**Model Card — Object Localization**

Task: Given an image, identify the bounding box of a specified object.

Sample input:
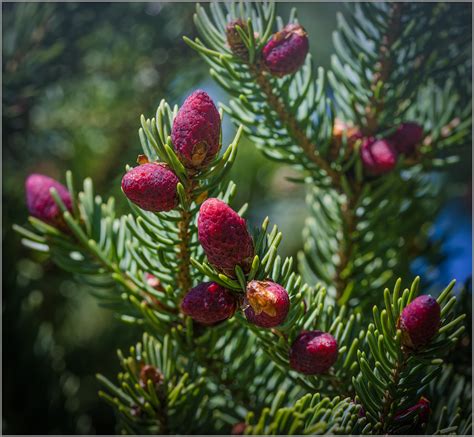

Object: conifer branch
[248,49,359,304]
[353,278,466,433]
[365,2,403,135]
[379,351,407,432]
[334,189,361,301]
[176,183,195,297]
[249,64,340,185]
[335,2,403,301]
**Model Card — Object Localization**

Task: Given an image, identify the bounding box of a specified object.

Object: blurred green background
[2,2,471,434]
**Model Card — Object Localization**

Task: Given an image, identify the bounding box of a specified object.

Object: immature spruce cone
[397,295,440,349]
[181,282,237,325]
[171,90,221,169]
[145,273,164,291]
[25,173,72,229]
[330,119,363,161]
[349,400,366,418]
[231,422,247,435]
[360,137,398,175]
[389,122,424,155]
[332,119,362,148]
[197,198,254,276]
[121,162,179,212]
[130,405,144,418]
[244,280,290,328]
[393,397,431,433]
[226,19,249,59]
[139,364,164,389]
[262,24,309,77]
[289,330,338,375]
[142,273,165,310]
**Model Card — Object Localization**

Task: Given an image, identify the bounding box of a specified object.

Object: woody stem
[250,64,341,186]
[176,183,194,297]
[336,3,402,301]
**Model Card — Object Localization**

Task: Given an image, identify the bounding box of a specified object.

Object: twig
[336,2,403,301]
[380,352,408,432]
[250,64,341,186]
[365,2,403,135]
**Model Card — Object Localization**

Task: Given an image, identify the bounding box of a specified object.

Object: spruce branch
[249,63,340,185]
[97,333,211,434]
[176,183,195,298]
[188,1,470,309]
[353,277,467,434]
[378,350,407,432]
[334,186,361,302]
[190,1,466,312]
[364,2,403,135]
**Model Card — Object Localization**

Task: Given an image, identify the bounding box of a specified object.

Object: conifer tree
[15,2,471,434]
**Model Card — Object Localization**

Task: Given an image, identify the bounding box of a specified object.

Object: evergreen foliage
[14,1,471,434]
[188,1,471,307]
